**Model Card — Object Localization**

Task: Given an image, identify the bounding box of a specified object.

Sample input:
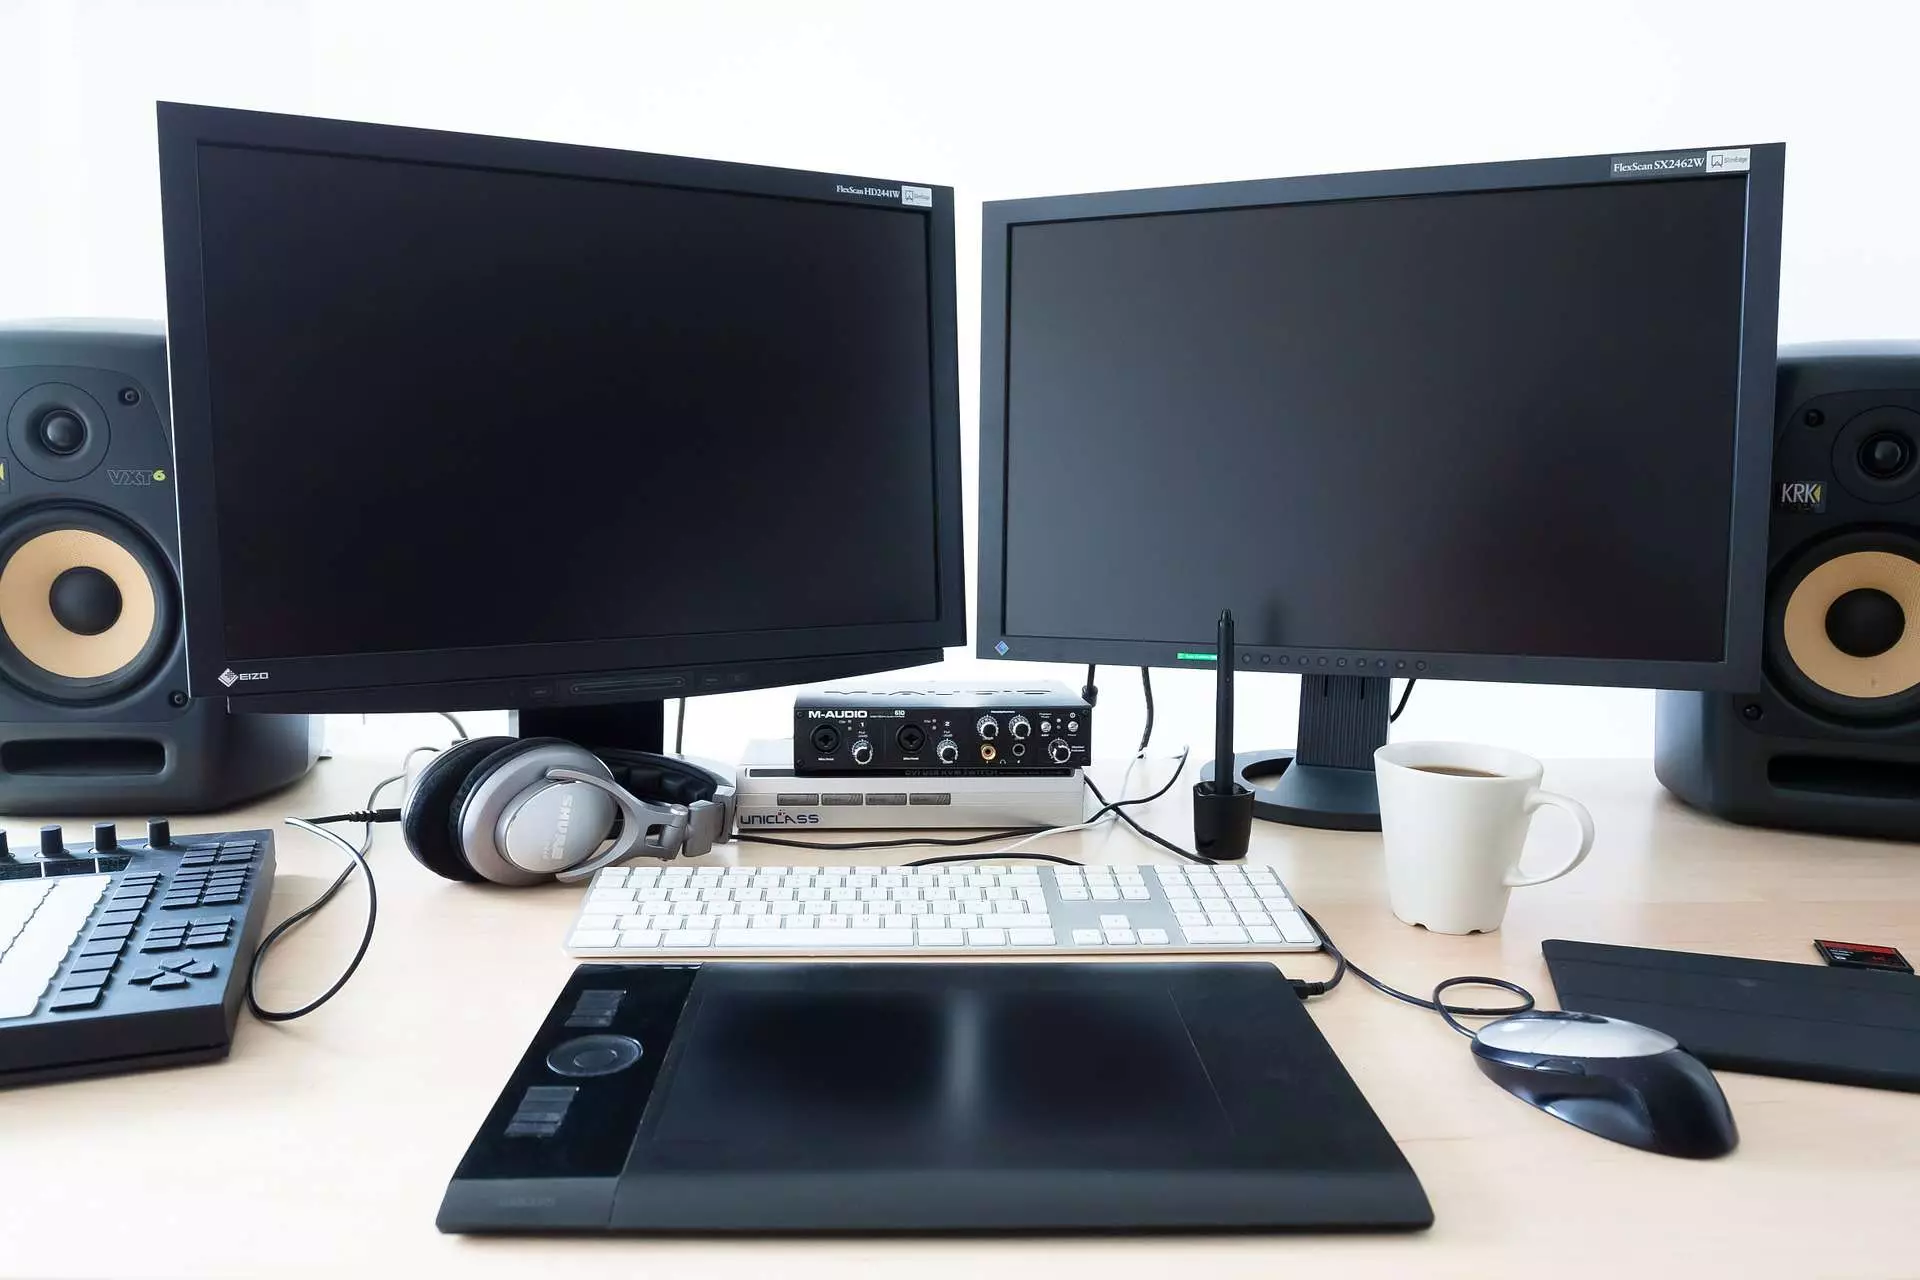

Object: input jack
[979,743,997,763]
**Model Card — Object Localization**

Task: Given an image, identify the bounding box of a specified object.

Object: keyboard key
[1138,928,1170,945]
[1122,887,1150,900]
[948,914,980,930]
[1059,886,1089,901]
[1099,914,1131,929]
[618,930,662,948]
[1176,912,1209,926]
[1104,928,1136,945]
[1090,887,1119,901]
[751,916,783,931]
[1071,928,1103,945]
[1275,911,1318,944]
[570,930,619,949]
[663,930,712,947]
[1247,926,1282,944]
[915,928,963,946]
[1238,911,1272,928]
[714,928,913,948]
[1114,873,1145,886]
[967,929,1008,947]
[1009,928,1056,946]
[979,914,1045,929]
[1181,925,1249,945]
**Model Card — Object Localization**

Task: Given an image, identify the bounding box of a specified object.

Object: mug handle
[1503,789,1596,888]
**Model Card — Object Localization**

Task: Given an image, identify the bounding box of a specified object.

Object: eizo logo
[218,668,268,686]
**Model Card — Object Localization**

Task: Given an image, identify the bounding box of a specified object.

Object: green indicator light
[1176,651,1218,662]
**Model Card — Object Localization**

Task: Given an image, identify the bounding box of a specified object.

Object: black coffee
[1411,765,1502,778]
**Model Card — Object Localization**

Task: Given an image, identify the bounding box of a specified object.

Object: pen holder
[1193,781,1255,860]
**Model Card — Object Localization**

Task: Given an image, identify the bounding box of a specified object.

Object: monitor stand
[1198,674,1389,832]
[510,700,665,754]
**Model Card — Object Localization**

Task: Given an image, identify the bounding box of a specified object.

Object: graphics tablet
[1545,938,1920,1092]
[438,962,1432,1234]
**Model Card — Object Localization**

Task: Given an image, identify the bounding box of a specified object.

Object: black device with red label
[1814,939,1914,974]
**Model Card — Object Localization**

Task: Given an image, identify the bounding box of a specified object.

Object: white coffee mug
[1373,741,1595,934]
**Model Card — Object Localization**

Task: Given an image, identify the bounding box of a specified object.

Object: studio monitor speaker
[0,320,315,813]
[1658,342,1920,840]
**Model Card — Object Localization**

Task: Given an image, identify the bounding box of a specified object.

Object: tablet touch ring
[546,1034,643,1078]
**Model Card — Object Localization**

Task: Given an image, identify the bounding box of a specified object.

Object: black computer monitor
[978,144,1784,829]
[157,103,964,751]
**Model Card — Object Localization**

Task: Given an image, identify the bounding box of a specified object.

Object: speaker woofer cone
[1769,530,1920,721]
[0,505,176,704]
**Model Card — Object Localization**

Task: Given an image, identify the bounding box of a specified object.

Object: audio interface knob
[1048,738,1072,765]
[93,822,117,853]
[1008,715,1032,740]
[850,739,874,766]
[975,715,999,741]
[147,817,172,848]
[39,825,66,859]
[936,738,960,765]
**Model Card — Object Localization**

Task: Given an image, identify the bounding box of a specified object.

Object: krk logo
[1779,481,1825,511]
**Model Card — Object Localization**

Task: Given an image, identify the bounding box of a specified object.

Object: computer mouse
[1471,1010,1738,1158]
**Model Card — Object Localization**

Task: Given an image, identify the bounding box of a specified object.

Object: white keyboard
[565,861,1322,958]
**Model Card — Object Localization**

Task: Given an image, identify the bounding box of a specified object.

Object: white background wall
[3,0,1918,770]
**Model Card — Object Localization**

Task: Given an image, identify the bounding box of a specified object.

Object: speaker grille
[0,506,175,703]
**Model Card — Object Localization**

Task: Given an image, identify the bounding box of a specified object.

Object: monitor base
[1197,673,1393,831]
[1201,750,1382,832]
[511,700,665,754]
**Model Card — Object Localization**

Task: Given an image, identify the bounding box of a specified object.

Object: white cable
[963,745,1191,861]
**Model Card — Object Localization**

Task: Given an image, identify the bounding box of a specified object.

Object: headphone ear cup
[401,735,515,883]
[450,737,605,882]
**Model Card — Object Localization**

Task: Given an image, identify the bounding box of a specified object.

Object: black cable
[735,826,1046,851]
[247,773,401,1023]
[1388,678,1418,723]
[674,697,686,755]
[1082,664,1098,707]
[1290,906,1533,1031]
[1083,761,1534,1032]
[1081,745,1189,824]
[1082,773,1214,864]
[1137,667,1155,754]
[303,807,400,826]
[905,851,1084,868]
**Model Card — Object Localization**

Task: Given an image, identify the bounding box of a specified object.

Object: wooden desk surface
[2,750,1916,1279]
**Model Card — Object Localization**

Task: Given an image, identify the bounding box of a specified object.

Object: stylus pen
[1215,609,1235,795]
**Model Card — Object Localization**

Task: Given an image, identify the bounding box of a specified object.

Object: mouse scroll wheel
[1533,1057,1587,1075]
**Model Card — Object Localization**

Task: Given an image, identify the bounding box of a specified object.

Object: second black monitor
[978,145,1784,827]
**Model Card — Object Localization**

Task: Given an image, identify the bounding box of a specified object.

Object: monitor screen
[984,154,1780,688]
[160,106,963,708]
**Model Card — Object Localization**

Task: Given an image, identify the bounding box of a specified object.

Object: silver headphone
[401,736,737,887]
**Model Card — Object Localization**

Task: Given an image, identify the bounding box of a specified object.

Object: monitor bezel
[158,102,965,711]
[976,145,1784,691]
